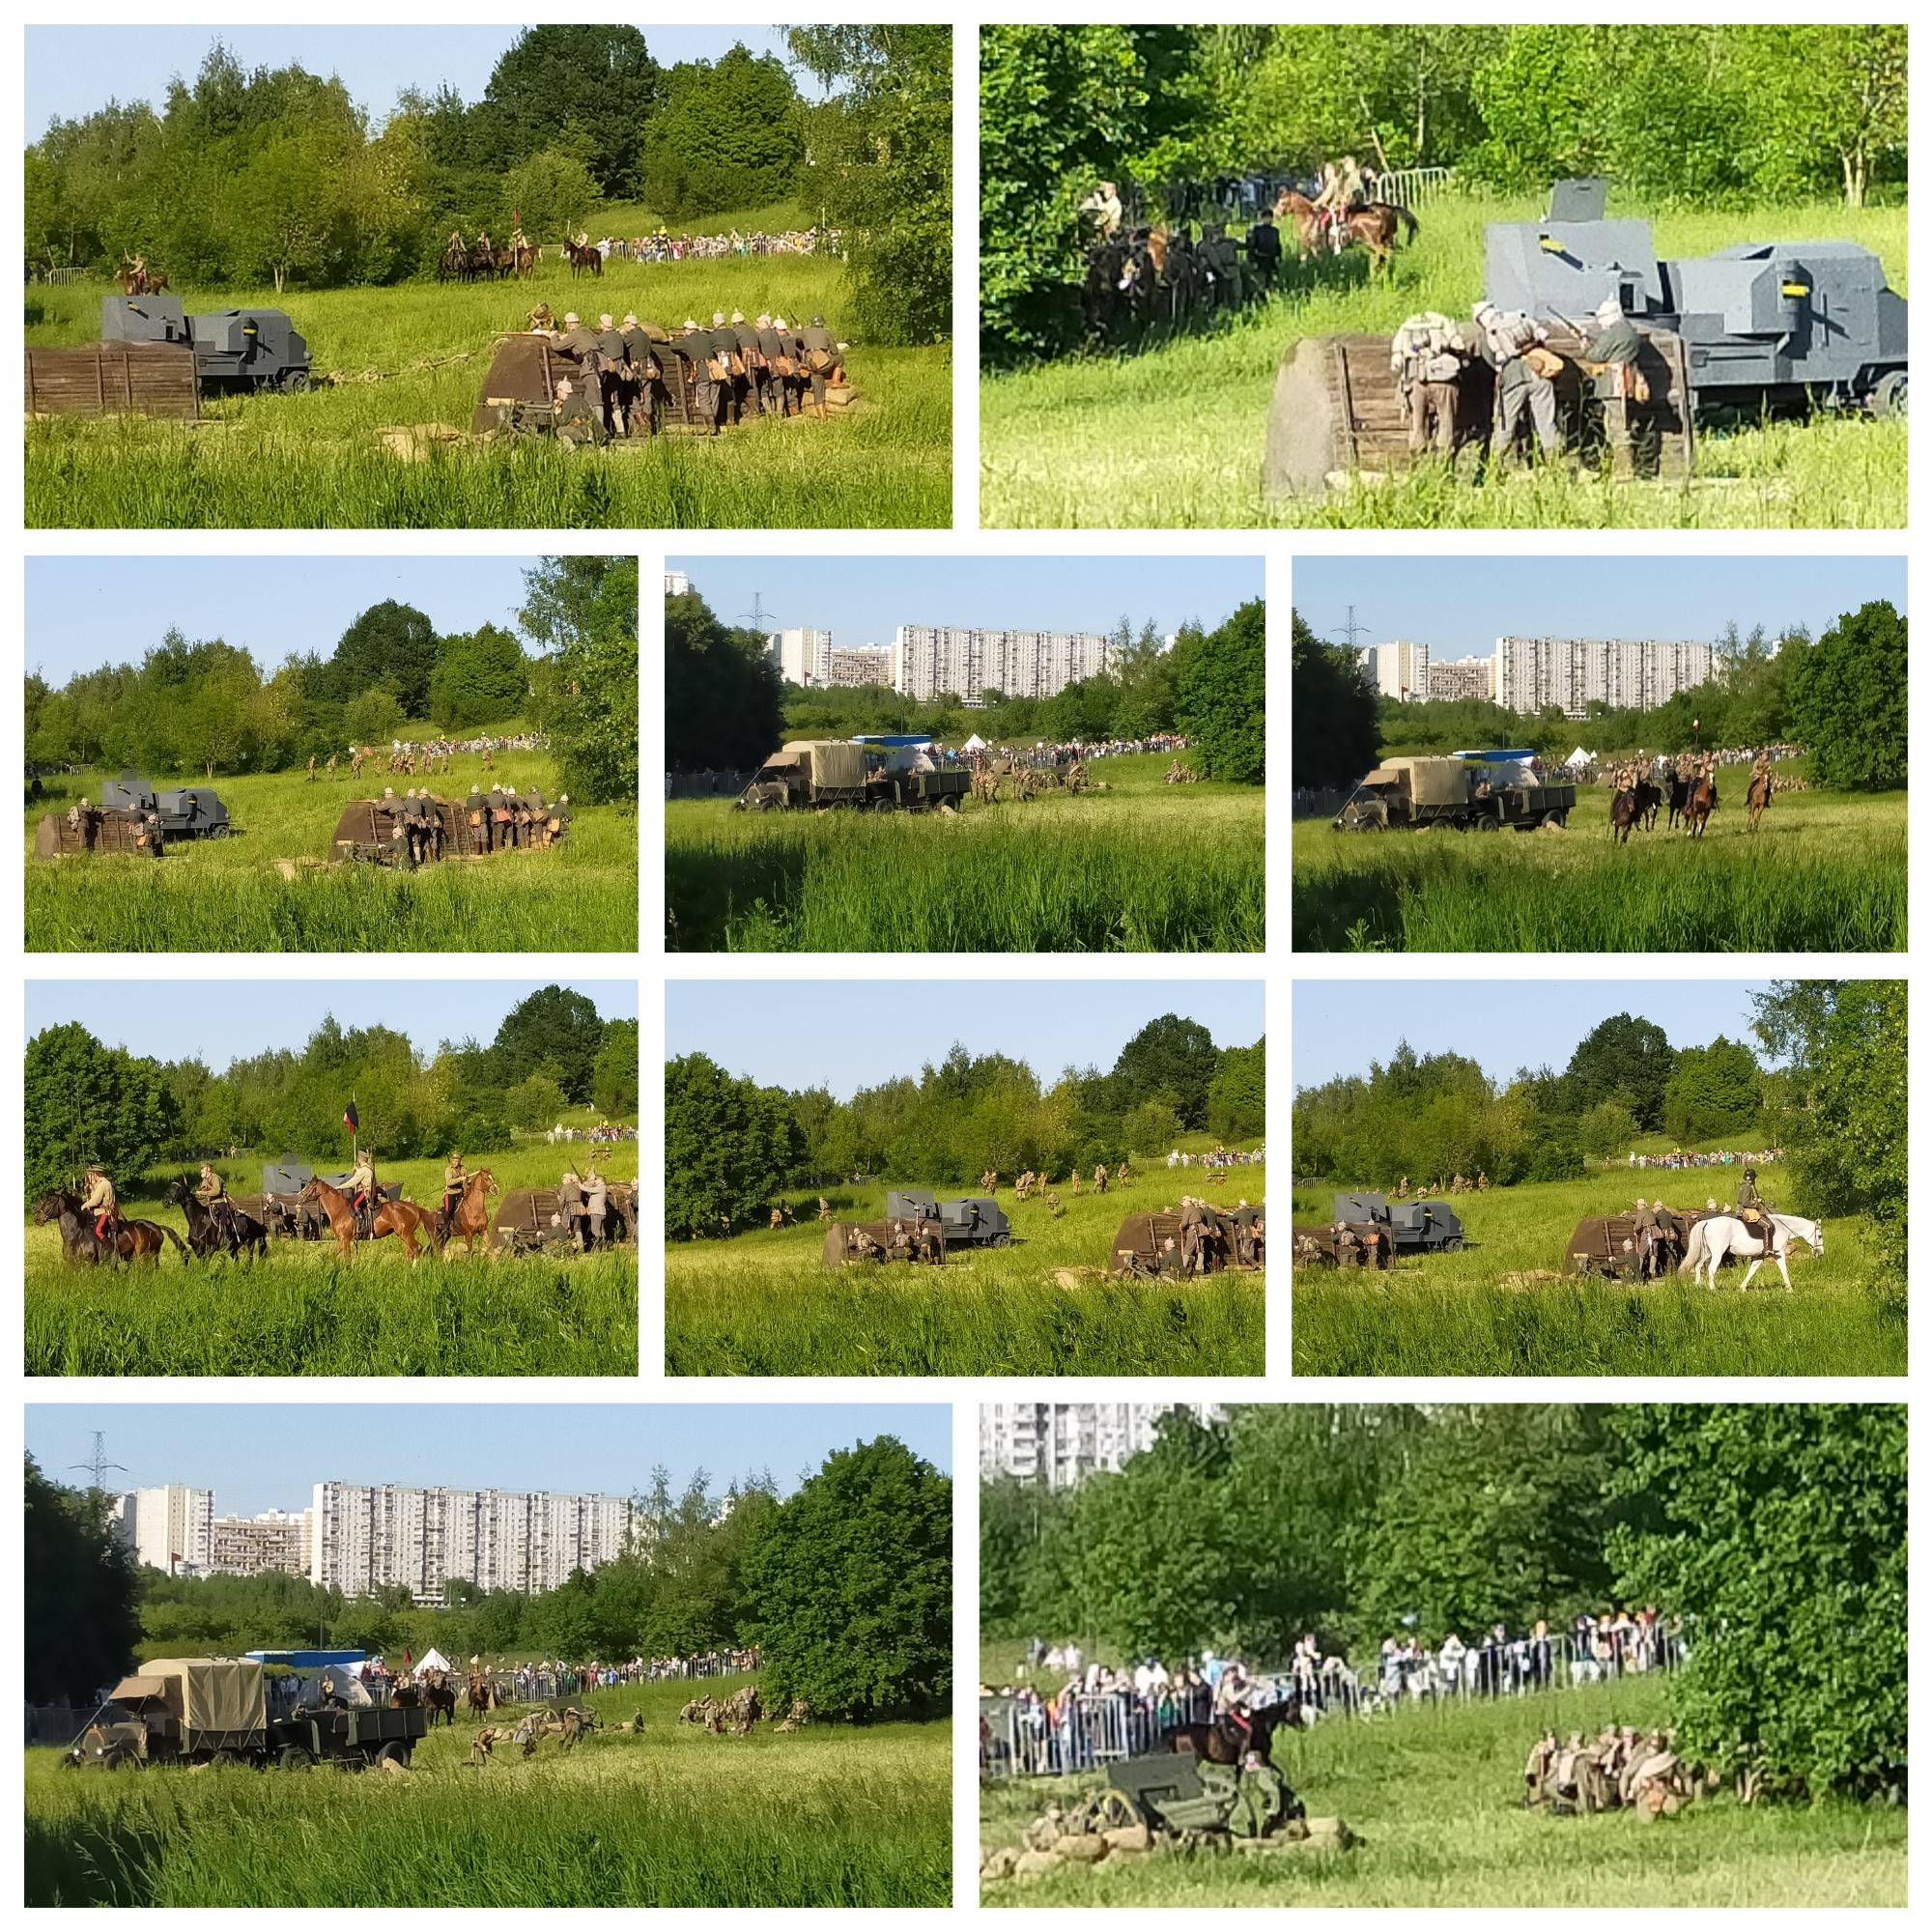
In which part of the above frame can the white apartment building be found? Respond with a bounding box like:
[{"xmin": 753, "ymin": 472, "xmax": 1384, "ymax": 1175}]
[
  {"xmin": 208, "ymin": 1509, "xmax": 312, "ymax": 1578},
  {"xmin": 979, "ymin": 1404, "xmax": 1228, "ymax": 1491},
  {"xmin": 824, "ymin": 645, "xmax": 895, "ymax": 688},
  {"xmin": 1359, "ymin": 639, "xmax": 1431, "ymax": 701},
  {"xmin": 309, "ymin": 1483, "xmax": 641, "ymax": 1605},
  {"xmin": 112, "ymin": 1486, "xmax": 215, "ymax": 1576},
  {"xmin": 1427, "ymin": 655, "xmax": 1497, "ymax": 703},
  {"xmin": 664, "ymin": 571, "xmax": 691, "ymax": 597},
  {"xmin": 893, "ymin": 626, "xmax": 1112, "ymax": 702},
  {"xmin": 768, "ymin": 626, "xmax": 835, "ymax": 687},
  {"xmin": 1494, "ymin": 636, "xmax": 1715, "ymax": 718}
]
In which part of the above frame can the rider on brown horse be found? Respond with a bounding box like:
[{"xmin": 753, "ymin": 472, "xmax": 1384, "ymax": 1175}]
[
  {"xmin": 81, "ymin": 1165, "xmax": 119, "ymax": 1255},
  {"xmin": 442, "ymin": 1151, "xmax": 468, "ymax": 1221}
]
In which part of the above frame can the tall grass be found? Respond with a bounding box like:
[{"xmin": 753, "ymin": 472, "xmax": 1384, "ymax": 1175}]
[
  {"xmin": 1287, "ymin": 1168, "xmax": 1903, "ymax": 1378},
  {"xmin": 665, "ymin": 1168, "xmax": 1266, "ymax": 1376},
  {"xmin": 26, "ymin": 257, "xmax": 949, "ymax": 529},
  {"xmin": 25, "ymin": 1678, "xmax": 950, "ymax": 1907},
  {"xmin": 980, "ymin": 1677, "xmax": 1904, "ymax": 1907},
  {"xmin": 26, "ymin": 755, "xmax": 637, "ymax": 952},
  {"xmin": 980, "ymin": 192, "xmax": 1907, "ymax": 528},
  {"xmin": 667, "ymin": 755, "xmax": 1264, "ymax": 952},
  {"xmin": 1293, "ymin": 779, "xmax": 1904, "ymax": 952}
]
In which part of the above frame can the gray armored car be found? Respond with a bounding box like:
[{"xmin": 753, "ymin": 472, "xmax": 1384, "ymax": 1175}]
[
  {"xmin": 884, "ymin": 1190, "xmax": 1014, "ymax": 1248},
  {"xmin": 1487, "ymin": 179, "xmax": 1906, "ymax": 417},
  {"xmin": 1333, "ymin": 1193, "xmax": 1465, "ymax": 1254},
  {"xmin": 101, "ymin": 295, "xmax": 312, "ymax": 396},
  {"xmin": 97, "ymin": 771, "xmax": 233, "ymax": 840}
]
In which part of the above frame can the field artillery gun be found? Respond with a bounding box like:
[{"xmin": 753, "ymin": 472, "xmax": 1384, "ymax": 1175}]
[
  {"xmin": 1290, "ymin": 1219, "xmax": 1392, "ymax": 1268},
  {"xmin": 33, "ymin": 803, "xmax": 164, "ymax": 859},
  {"xmin": 1334, "ymin": 1192, "xmax": 1465, "ymax": 1254},
  {"xmin": 1333, "ymin": 753, "xmax": 1575, "ymax": 833},
  {"xmin": 1488, "ymin": 177, "xmax": 1908, "ymax": 422},
  {"xmin": 1565, "ymin": 1208, "xmax": 1691, "ymax": 1283},
  {"xmin": 1108, "ymin": 1201, "xmax": 1264, "ymax": 1279},
  {"xmin": 822, "ymin": 1214, "xmax": 950, "ymax": 1267},
  {"xmin": 328, "ymin": 792, "xmax": 568, "ymax": 867},
  {"xmin": 885, "ymin": 1190, "xmax": 1013, "ymax": 1249},
  {"xmin": 64, "ymin": 1658, "xmax": 426, "ymax": 1773},
  {"xmin": 736, "ymin": 737, "xmax": 972, "ymax": 814},
  {"xmin": 98, "ymin": 771, "xmax": 235, "ymax": 840},
  {"xmin": 491, "ymin": 1182, "xmax": 639, "ymax": 1258}
]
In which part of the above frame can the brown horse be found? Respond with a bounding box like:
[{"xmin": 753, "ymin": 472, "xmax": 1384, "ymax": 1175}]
[
  {"xmin": 566, "ymin": 242, "xmax": 604, "ymax": 279},
  {"xmin": 298, "ymin": 1176, "xmax": 443, "ymax": 1263},
  {"xmin": 1747, "ymin": 767, "xmax": 1773, "ymax": 833},
  {"xmin": 442, "ymin": 1168, "xmax": 498, "ymax": 1260},
  {"xmin": 33, "ymin": 1190, "xmax": 187, "ymax": 1268},
  {"xmin": 1683, "ymin": 773, "xmax": 1718, "ymax": 839},
  {"xmin": 1164, "ymin": 1697, "xmax": 1305, "ymax": 1772},
  {"xmin": 1274, "ymin": 190, "xmax": 1417, "ymax": 273},
  {"xmin": 1608, "ymin": 787, "xmax": 1641, "ymax": 845}
]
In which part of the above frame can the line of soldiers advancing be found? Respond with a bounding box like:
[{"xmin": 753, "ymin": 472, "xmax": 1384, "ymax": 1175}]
[
  {"xmin": 372, "ymin": 783, "xmax": 571, "ymax": 867},
  {"xmin": 1391, "ymin": 294, "xmax": 1646, "ymax": 473},
  {"xmin": 1006, "ymin": 1163, "xmax": 1130, "ymax": 1199},
  {"xmin": 1524, "ymin": 1726, "xmax": 1691, "ymax": 1817},
  {"xmin": 533, "ymin": 305, "xmax": 845, "ymax": 442}
]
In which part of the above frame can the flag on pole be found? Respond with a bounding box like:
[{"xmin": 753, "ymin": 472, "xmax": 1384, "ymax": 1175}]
[{"xmin": 344, "ymin": 1099, "xmax": 358, "ymax": 1134}]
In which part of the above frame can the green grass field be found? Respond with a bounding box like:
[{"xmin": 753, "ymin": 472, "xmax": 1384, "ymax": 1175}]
[
  {"xmin": 1289, "ymin": 1164, "xmax": 1903, "ymax": 1378},
  {"xmin": 981, "ymin": 193, "xmax": 1907, "ymax": 528},
  {"xmin": 666, "ymin": 1164, "xmax": 1265, "ymax": 1377},
  {"xmin": 1293, "ymin": 766, "xmax": 1904, "ymax": 952},
  {"xmin": 26, "ymin": 236, "xmax": 949, "ymax": 529},
  {"xmin": 668, "ymin": 753, "xmax": 1264, "ymax": 952},
  {"xmin": 979, "ymin": 1676, "xmax": 1903, "ymax": 1907},
  {"xmin": 25, "ymin": 751, "xmax": 637, "ymax": 952},
  {"xmin": 25, "ymin": 1675, "xmax": 950, "ymax": 1908},
  {"xmin": 26, "ymin": 1140, "xmax": 639, "ymax": 1378}
]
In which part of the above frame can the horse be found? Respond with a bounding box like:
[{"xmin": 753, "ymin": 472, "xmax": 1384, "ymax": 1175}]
[
  {"xmin": 1747, "ymin": 766, "xmax": 1774, "ymax": 833},
  {"xmin": 421, "ymin": 1675, "xmax": 458, "ymax": 1728},
  {"xmin": 566, "ymin": 242, "xmax": 604, "ymax": 279},
  {"xmin": 1608, "ymin": 787, "xmax": 1641, "ymax": 845},
  {"xmin": 467, "ymin": 1671, "xmax": 499, "ymax": 1716},
  {"xmin": 441, "ymin": 1167, "xmax": 498, "ymax": 1261},
  {"xmin": 513, "ymin": 242, "xmax": 538, "ymax": 279},
  {"xmin": 1770, "ymin": 1211, "xmax": 1824, "ymax": 1257},
  {"xmin": 1665, "ymin": 774, "xmax": 1692, "ymax": 831},
  {"xmin": 391, "ymin": 1680, "xmax": 422, "ymax": 1711},
  {"xmin": 165, "ymin": 1178, "xmax": 270, "ymax": 1261},
  {"xmin": 1163, "ymin": 1694, "xmax": 1304, "ymax": 1770},
  {"xmin": 298, "ymin": 1175, "xmax": 442, "ymax": 1263},
  {"xmin": 1682, "ymin": 773, "xmax": 1717, "ymax": 838},
  {"xmin": 1275, "ymin": 190, "xmax": 1417, "ymax": 273},
  {"xmin": 1634, "ymin": 780, "xmax": 1663, "ymax": 832},
  {"xmin": 439, "ymin": 239, "xmax": 469, "ymax": 283},
  {"xmin": 1680, "ymin": 1213, "xmax": 1796, "ymax": 1292},
  {"xmin": 32, "ymin": 1189, "xmax": 187, "ymax": 1267}
]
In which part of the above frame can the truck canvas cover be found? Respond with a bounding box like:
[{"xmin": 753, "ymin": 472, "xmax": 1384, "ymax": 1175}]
[
  {"xmin": 803, "ymin": 741, "xmax": 867, "ymax": 789},
  {"xmin": 138, "ymin": 1658, "xmax": 265, "ymax": 1732}
]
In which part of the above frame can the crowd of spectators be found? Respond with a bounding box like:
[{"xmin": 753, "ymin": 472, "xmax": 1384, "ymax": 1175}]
[
  {"xmin": 1620, "ymin": 1148, "xmax": 1781, "ymax": 1172},
  {"xmin": 618, "ymin": 229, "xmax": 840, "ymax": 263},
  {"xmin": 1166, "ymin": 1145, "xmax": 1265, "ymax": 1171}
]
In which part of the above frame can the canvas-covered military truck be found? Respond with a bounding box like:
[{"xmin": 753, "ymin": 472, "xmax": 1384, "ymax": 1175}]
[
  {"xmin": 884, "ymin": 1190, "xmax": 1013, "ymax": 1248},
  {"xmin": 1334, "ymin": 753, "xmax": 1575, "ymax": 832},
  {"xmin": 1335, "ymin": 1192, "xmax": 1465, "ymax": 1253},
  {"xmin": 736, "ymin": 739, "xmax": 972, "ymax": 812},
  {"xmin": 64, "ymin": 1657, "xmax": 425, "ymax": 1771}
]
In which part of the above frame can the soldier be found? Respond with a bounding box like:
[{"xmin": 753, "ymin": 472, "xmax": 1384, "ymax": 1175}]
[
  {"xmin": 1069, "ymin": 1170, "xmax": 1080, "ymax": 1196},
  {"xmin": 1179, "ymin": 1195, "xmax": 1208, "ymax": 1274},
  {"xmin": 1047, "ymin": 1189, "xmax": 1064, "ymax": 1218},
  {"xmin": 406, "ymin": 789, "xmax": 435, "ymax": 867},
  {"xmin": 1476, "ymin": 1170, "xmax": 1489, "ymax": 1191},
  {"xmin": 346, "ymin": 1151, "xmax": 377, "ymax": 1237},
  {"xmin": 890, "ymin": 1219, "xmax": 912, "ymax": 1260},
  {"xmin": 66, "ymin": 796, "xmax": 99, "ymax": 849},
  {"xmin": 485, "ymin": 781, "xmax": 509, "ymax": 854},
  {"xmin": 582, "ymin": 1157, "xmax": 609, "ymax": 1251},
  {"xmin": 781, "ymin": 1201, "xmax": 796, "ymax": 1226},
  {"xmin": 798, "ymin": 315, "xmax": 842, "ymax": 419},
  {"xmin": 1116, "ymin": 1161, "xmax": 1129, "ymax": 1183},
  {"xmin": 1391, "ymin": 311, "xmax": 1468, "ymax": 459},
  {"xmin": 557, "ymin": 1166, "xmax": 585, "ymax": 1249},
  {"xmin": 350, "ymin": 745, "xmax": 364, "ymax": 781},
  {"xmin": 1633, "ymin": 1196, "xmax": 1658, "ymax": 1276},
  {"xmin": 770, "ymin": 1207, "xmax": 784, "ymax": 1231},
  {"xmin": 441, "ymin": 1151, "xmax": 468, "ymax": 1222},
  {"xmin": 554, "ymin": 308, "xmax": 600, "ymax": 391},
  {"xmin": 594, "ymin": 311, "xmax": 630, "ymax": 437},
  {"xmin": 305, "ymin": 753, "xmax": 316, "ymax": 783},
  {"xmin": 620, "ymin": 311, "xmax": 660, "ymax": 437},
  {"xmin": 1244, "ymin": 208, "xmax": 1282, "ymax": 296},
  {"xmin": 1232, "ymin": 1748, "xmax": 1289, "ymax": 1840},
  {"xmin": 1079, "ymin": 180, "xmax": 1124, "ymax": 238},
  {"xmin": 1473, "ymin": 299, "xmax": 1561, "ymax": 464},
  {"xmin": 194, "ymin": 1162, "xmax": 237, "ymax": 1246},
  {"xmin": 326, "ymin": 753, "xmax": 338, "ymax": 781},
  {"xmin": 81, "ymin": 1164, "xmax": 119, "ymax": 1256},
  {"xmin": 730, "ymin": 310, "xmax": 763, "ymax": 417},
  {"xmin": 755, "ymin": 311, "xmax": 796, "ymax": 417},
  {"xmin": 554, "ymin": 795, "xmax": 573, "ymax": 842},
  {"xmin": 674, "ymin": 319, "xmax": 724, "ymax": 437},
  {"xmin": 1736, "ymin": 1165, "xmax": 1776, "ymax": 1256},
  {"xmin": 1334, "ymin": 1219, "xmax": 1357, "ymax": 1265},
  {"xmin": 481, "ymin": 745, "xmax": 495, "ymax": 773},
  {"xmin": 1397, "ymin": 1174, "xmax": 1408, "ymax": 1199},
  {"xmin": 851, "ymin": 1226, "xmax": 884, "ymax": 1261},
  {"xmin": 466, "ymin": 784, "xmax": 488, "ymax": 854},
  {"xmin": 817, "ymin": 1196, "xmax": 831, "ymax": 1222},
  {"xmin": 1093, "ymin": 1163, "xmax": 1108, "ymax": 1196},
  {"xmin": 553, "ymin": 376, "xmax": 607, "ymax": 447},
  {"xmin": 1580, "ymin": 294, "xmax": 1645, "ymax": 478}
]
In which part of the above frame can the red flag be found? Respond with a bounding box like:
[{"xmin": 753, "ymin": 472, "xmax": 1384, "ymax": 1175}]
[{"xmin": 344, "ymin": 1099, "xmax": 358, "ymax": 1133}]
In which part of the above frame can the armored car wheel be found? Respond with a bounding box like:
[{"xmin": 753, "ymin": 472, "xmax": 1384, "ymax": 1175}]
[
  {"xmin": 1440, "ymin": 1236, "xmax": 1463, "ymax": 1253},
  {"xmin": 283, "ymin": 371, "xmax": 310, "ymax": 393},
  {"xmin": 1870, "ymin": 370, "xmax": 1906, "ymax": 418}
]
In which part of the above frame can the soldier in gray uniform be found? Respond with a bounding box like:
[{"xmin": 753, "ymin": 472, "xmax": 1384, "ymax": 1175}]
[
  {"xmin": 1580, "ymin": 294, "xmax": 1645, "ymax": 478},
  {"xmin": 731, "ymin": 310, "xmax": 765, "ymax": 417},
  {"xmin": 619, "ymin": 312, "xmax": 660, "ymax": 437},
  {"xmin": 1473, "ymin": 300, "xmax": 1560, "ymax": 464},
  {"xmin": 593, "ymin": 312, "xmax": 631, "ymax": 437},
  {"xmin": 484, "ymin": 782, "xmax": 507, "ymax": 853},
  {"xmin": 675, "ymin": 321, "xmax": 723, "ymax": 436},
  {"xmin": 799, "ymin": 316, "xmax": 841, "ymax": 417},
  {"xmin": 755, "ymin": 313, "xmax": 796, "ymax": 416},
  {"xmin": 552, "ymin": 377, "xmax": 607, "ymax": 447}
]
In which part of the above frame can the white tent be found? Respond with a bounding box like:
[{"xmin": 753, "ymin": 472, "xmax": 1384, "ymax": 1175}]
[
  {"xmin": 415, "ymin": 1647, "xmax": 452, "ymax": 1677},
  {"xmin": 960, "ymin": 732, "xmax": 987, "ymax": 753},
  {"xmin": 1566, "ymin": 745, "xmax": 1591, "ymax": 767}
]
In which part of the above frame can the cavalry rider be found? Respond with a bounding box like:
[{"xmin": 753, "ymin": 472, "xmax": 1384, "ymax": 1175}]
[
  {"xmin": 346, "ymin": 1150, "xmax": 378, "ymax": 1238},
  {"xmin": 1079, "ymin": 180, "xmax": 1124, "ymax": 239},
  {"xmin": 1735, "ymin": 1165, "xmax": 1776, "ymax": 1256},
  {"xmin": 195, "ymin": 1162, "xmax": 237, "ymax": 1244},
  {"xmin": 81, "ymin": 1164, "xmax": 119, "ymax": 1257},
  {"xmin": 442, "ymin": 1150, "xmax": 469, "ymax": 1222},
  {"xmin": 1211, "ymin": 1658, "xmax": 1257, "ymax": 1747},
  {"xmin": 1312, "ymin": 155, "xmax": 1366, "ymax": 245}
]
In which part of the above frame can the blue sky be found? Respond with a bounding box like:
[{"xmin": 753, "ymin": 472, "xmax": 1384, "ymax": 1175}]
[
  {"xmin": 27, "ymin": 26, "xmax": 823, "ymax": 133},
  {"xmin": 666, "ymin": 554, "xmax": 1264, "ymax": 648},
  {"xmin": 27, "ymin": 556, "xmax": 540, "ymax": 684},
  {"xmin": 1293, "ymin": 981, "xmax": 1784, "ymax": 1089},
  {"xmin": 1293, "ymin": 554, "xmax": 1907, "ymax": 660},
  {"xmin": 27, "ymin": 980, "xmax": 636, "ymax": 1073},
  {"xmin": 668, "ymin": 980, "xmax": 1265, "ymax": 1098},
  {"xmin": 26, "ymin": 1405, "xmax": 952, "ymax": 1520}
]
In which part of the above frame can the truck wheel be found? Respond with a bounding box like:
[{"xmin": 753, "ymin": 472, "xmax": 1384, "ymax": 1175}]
[
  {"xmin": 279, "ymin": 1745, "xmax": 315, "ymax": 1770},
  {"xmin": 1870, "ymin": 370, "xmax": 1907, "ymax": 418},
  {"xmin": 104, "ymin": 1745, "xmax": 144, "ymax": 1772},
  {"xmin": 990, "ymin": 1234, "xmax": 1010, "ymax": 1248},
  {"xmin": 871, "ymin": 798, "xmax": 894, "ymax": 813},
  {"xmin": 371, "ymin": 1742, "xmax": 409, "ymax": 1769},
  {"xmin": 1471, "ymin": 816, "xmax": 1499, "ymax": 832}
]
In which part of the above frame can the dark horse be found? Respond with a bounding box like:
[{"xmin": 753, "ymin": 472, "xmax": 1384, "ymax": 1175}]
[
  {"xmin": 420, "ymin": 1674, "xmax": 458, "ymax": 1728},
  {"xmin": 1608, "ymin": 786, "xmax": 1641, "ymax": 845},
  {"xmin": 33, "ymin": 1190, "xmax": 187, "ymax": 1267},
  {"xmin": 566, "ymin": 242, "xmax": 604, "ymax": 279},
  {"xmin": 165, "ymin": 1178, "xmax": 270, "ymax": 1260},
  {"xmin": 1163, "ymin": 1695, "xmax": 1305, "ymax": 1770}
]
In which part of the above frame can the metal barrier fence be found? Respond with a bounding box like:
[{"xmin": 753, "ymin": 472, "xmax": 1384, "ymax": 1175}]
[
  {"xmin": 1377, "ymin": 167, "xmax": 1457, "ymax": 209},
  {"xmin": 980, "ymin": 1627, "xmax": 1689, "ymax": 1779}
]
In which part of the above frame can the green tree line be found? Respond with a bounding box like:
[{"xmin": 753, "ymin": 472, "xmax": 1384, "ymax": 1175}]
[
  {"xmin": 667, "ymin": 1015, "xmax": 1264, "ymax": 1239},
  {"xmin": 27, "ymin": 554, "xmax": 639, "ymax": 804},
  {"xmin": 1293, "ymin": 601, "xmax": 1907, "ymax": 793},
  {"xmin": 982, "ymin": 1402, "xmax": 1905, "ymax": 1800},
  {"xmin": 668, "ymin": 587, "xmax": 1265, "ymax": 783},
  {"xmin": 28, "ymin": 1435, "xmax": 952, "ymax": 1723},
  {"xmin": 24, "ymin": 986, "xmax": 639, "ymax": 1203},
  {"xmin": 982, "ymin": 23, "xmax": 1907, "ymax": 358}
]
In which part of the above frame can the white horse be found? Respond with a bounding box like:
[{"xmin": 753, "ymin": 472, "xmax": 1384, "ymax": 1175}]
[
  {"xmin": 1771, "ymin": 1211, "xmax": 1824, "ymax": 1257},
  {"xmin": 1680, "ymin": 1213, "xmax": 1803, "ymax": 1292}
]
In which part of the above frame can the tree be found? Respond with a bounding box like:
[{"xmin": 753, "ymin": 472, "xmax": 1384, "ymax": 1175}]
[
  {"xmin": 1562, "ymin": 1013, "xmax": 1676, "ymax": 1129},
  {"xmin": 643, "ymin": 46, "xmax": 803, "ymax": 222},
  {"xmin": 1207, "ymin": 1039, "xmax": 1265, "ymax": 1141},
  {"xmin": 592, "ymin": 1018, "xmax": 639, "ymax": 1119},
  {"xmin": 497, "ymin": 145, "xmax": 602, "ymax": 241},
  {"xmin": 321, "ymin": 601, "xmax": 440, "ymax": 719},
  {"xmin": 1292, "ymin": 611, "xmax": 1378, "ymax": 791},
  {"xmin": 523, "ymin": 556, "xmax": 639, "ymax": 808},
  {"xmin": 491, "ymin": 986, "xmax": 604, "ymax": 1103},
  {"xmin": 1576, "ymin": 1096, "xmax": 1640, "ymax": 1159},
  {"xmin": 23, "ymin": 1023, "xmax": 174, "ymax": 1205},
  {"xmin": 473, "ymin": 26, "xmax": 662, "ymax": 198},
  {"xmin": 429, "ymin": 623, "xmax": 530, "ymax": 731},
  {"xmin": 1661, "ymin": 1037, "xmax": 1761, "ymax": 1145},
  {"xmin": 1174, "ymin": 600, "xmax": 1264, "ymax": 782},
  {"xmin": 665, "ymin": 1054, "xmax": 804, "ymax": 1237},
  {"xmin": 1787, "ymin": 601, "xmax": 1907, "ymax": 791},
  {"xmin": 1609, "ymin": 1405, "xmax": 1905, "ymax": 1798},
  {"xmin": 1111, "ymin": 1014, "xmax": 1219, "ymax": 1130},
  {"xmin": 664, "ymin": 588, "xmax": 784, "ymax": 773},
  {"xmin": 744, "ymin": 1436, "xmax": 952, "ymax": 1719},
  {"xmin": 25, "ymin": 1457, "xmax": 142, "ymax": 1705}
]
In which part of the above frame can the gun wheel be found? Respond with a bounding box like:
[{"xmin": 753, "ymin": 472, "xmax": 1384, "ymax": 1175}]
[{"xmin": 1093, "ymin": 1790, "xmax": 1140, "ymax": 1833}]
